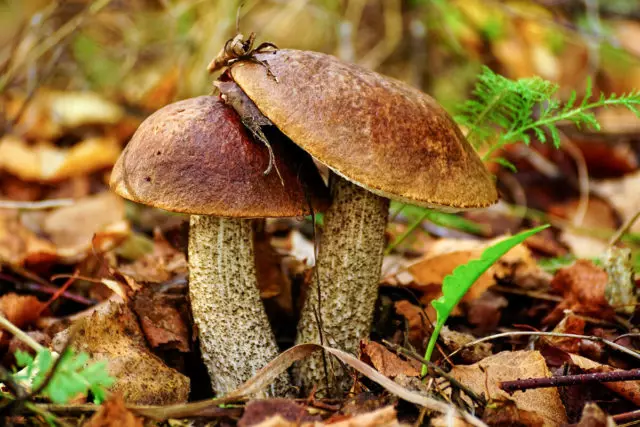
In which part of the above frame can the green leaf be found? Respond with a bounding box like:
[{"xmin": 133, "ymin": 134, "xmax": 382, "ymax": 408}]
[
  {"xmin": 10, "ymin": 348, "xmax": 114, "ymax": 405},
  {"xmin": 421, "ymin": 224, "xmax": 550, "ymax": 375}
]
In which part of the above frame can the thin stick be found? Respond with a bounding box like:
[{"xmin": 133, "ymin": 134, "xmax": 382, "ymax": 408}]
[
  {"xmin": 0, "ymin": 315, "xmax": 44, "ymax": 353},
  {"xmin": 500, "ymin": 368, "xmax": 640, "ymax": 394},
  {"xmin": 609, "ymin": 209, "xmax": 640, "ymax": 247},
  {"xmin": 447, "ymin": 331, "xmax": 640, "ymax": 362}
]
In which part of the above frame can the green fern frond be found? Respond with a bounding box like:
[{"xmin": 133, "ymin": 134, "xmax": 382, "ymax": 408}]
[
  {"xmin": 13, "ymin": 348, "xmax": 113, "ymax": 404},
  {"xmin": 457, "ymin": 67, "xmax": 640, "ymax": 163}
]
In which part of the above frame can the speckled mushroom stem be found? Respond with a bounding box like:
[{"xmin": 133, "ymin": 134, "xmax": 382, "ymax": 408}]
[
  {"xmin": 294, "ymin": 176, "xmax": 390, "ymax": 396},
  {"xmin": 189, "ymin": 215, "xmax": 290, "ymax": 397}
]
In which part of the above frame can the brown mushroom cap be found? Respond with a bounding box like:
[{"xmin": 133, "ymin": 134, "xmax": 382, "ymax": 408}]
[
  {"xmin": 230, "ymin": 50, "xmax": 498, "ymax": 210},
  {"xmin": 110, "ymin": 96, "xmax": 329, "ymax": 217}
]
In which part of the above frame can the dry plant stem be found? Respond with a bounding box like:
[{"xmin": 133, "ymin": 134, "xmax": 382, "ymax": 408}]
[
  {"xmin": 189, "ymin": 215, "xmax": 289, "ymax": 397},
  {"xmin": 500, "ymin": 368, "xmax": 640, "ymax": 394},
  {"xmin": 294, "ymin": 176, "xmax": 389, "ymax": 396}
]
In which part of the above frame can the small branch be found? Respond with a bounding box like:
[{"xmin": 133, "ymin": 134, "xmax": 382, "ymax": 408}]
[
  {"xmin": 613, "ymin": 409, "xmax": 640, "ymax": 424},
  {"xmin": 500, "ymin": 368, "xmax": 640, "ymax": 394},
  {"xmin": 447, "ymin": 331, "xmax": 640, "ymax": 362}
]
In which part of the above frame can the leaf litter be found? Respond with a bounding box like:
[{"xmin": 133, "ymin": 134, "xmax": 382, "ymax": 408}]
[{"xmin": 2, "ymin": 1, "xmax": 640, "ymax": 426}]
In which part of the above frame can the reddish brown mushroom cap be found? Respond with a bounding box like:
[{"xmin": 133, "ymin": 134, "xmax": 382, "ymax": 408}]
[
  {"xmin": 110, "ymin": 96, "xmax": 329, "ymax": 217},
  {"xmin": 230, "ymin": 49, "xmax": 498, "ymax": 210}
]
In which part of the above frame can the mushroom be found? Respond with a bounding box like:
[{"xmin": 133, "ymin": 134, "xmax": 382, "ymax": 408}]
[
  {"xmin": 216, "ymin": 50, "xmax": 498, "ymax": 395},
  {"xmin": 110, "ymin": 96, "xmax": 329, "ymax": 396}
]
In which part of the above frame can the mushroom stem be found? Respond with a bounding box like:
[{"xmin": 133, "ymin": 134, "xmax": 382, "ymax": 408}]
[
  {"xmin": 294, "ymin": 175, "xmax": 389, "ymax": 396},
  {"xmin": 188, "ymin": 215, "xmax": 290, "ymax": 396}
]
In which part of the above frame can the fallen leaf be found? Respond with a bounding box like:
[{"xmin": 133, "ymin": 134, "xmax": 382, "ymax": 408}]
[
  {"xmin": 0, "ymin": 209, "xmax": 57, "ymax": 266},
  {"xmin": 545, "ymin": 314, "xmax": 586, "ymax": 354},
  {"xmin": 450, "ymin": 350, "xmax": 567, "ymax": 426},
  {"xmin": 47, "ymin": 90, "xmax": 124, "ymax": 128},
  {"xmin": 0, "ymin": 293, "xmax": 46, "ymax": 328},
  {"xmin": 481, "ymin": 398, "xmax": 545, "ymax": 427},
  {"xmin": 118, "ymin": 231, "xmax": 186, "ymax": 283},
  {"xmin": 440, "ymin": 326, "xmax": 492, "ymax": 364},
  {"xmin": 602, "ymin": 247, "xmax": 637, "ymax": 315},
  {"xmin": 84, "ymin": 395, "xmax": 143, "ymax": 427},
  {"xmin": 569, "ymin": 353, "xmax": 640, "ymax": 406},
  {"xmin": 238, "ymin": 399, "xmax": 321, "ymax": 426},
  {"xmin": 0, "ymin": 135, "xmax": 121, "ymax": 182},
  {"xmin": 131, "ymin": 287, "xmax": 190, "ymax": 352},
  {"xmin": 42, "ymin": 192, "xmax": 128, "ymax": 261},
  {"xmin": 251, "ymin": 406, "xmax": 402, "ymax": 427},
  {"xmin": 360, "ymin": 340, "xmax": 420, "ymax": 378},
  {"xmin": 52, "ymin": 299, "xmax": 190, "ymax": 405},
  {"xmin": 394, "ymin": 300, "xmax": 431, "ymax": 346},
  {"xmin": 545, "ymin": 260, "xmax": 615, "ymax": 323}
]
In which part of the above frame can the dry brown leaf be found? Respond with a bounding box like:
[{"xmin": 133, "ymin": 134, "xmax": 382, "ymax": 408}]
[
  {"xmin": 238, "ymin": 399, "xmax": 321, "ymax": 426},
  {"xmin": 545, "ymin": 314, "xmax": 586, "ymax": 354},
  {"xmin": 42, "ymin": 192, "xmax": 128, "ymax": 261},
  {"xmin": 84, "ymin": 395, "xmax": 143, "ymax": 427},
  {"xmin": 545, "ymin": 260, "xmax": 615, "ymax": 323},
  {"xmin": 440, "ymin": 326, "xmax": 492, "ymax": 364},
  {"xmin": 0, "ymin": 293, "xmax": 46, "ymax": 329},
  {"xmin": 450, "ymin": 350, "xmax": 567, "ymax": 426},
  {"xmin": 0, "ymin": 210, "xmax": 57, "ymax": 266},
  {"xmin": 394, "ymin": 300, "xmax": 431, "ymax": 346},
  {"xmin": 570, "ymin": 353, "xmax": 640, "ymax": 406},
  {"xmin": 118, "ymin": 232, "xmax": 187, "ymax": 283},
  {"xmin": 360, "ymin": 340, "xmax": 420, "ymax": 378},
  {"xmin": 131, "ymin": 287, "xmax": 189, "ymax": 352},
  {"xmin": 0, "ymin": 135, "xmax": 121, "ymax": 182},
  {"xmin": 481, "ymin": 399, "xmax": 545, "ymax": 427},
  {"xmin": 251, "ymin": 406, "xmax": 402, "ymax": 427},
  {"xmin": 52, "ymin": 300, "xmax": 190, "ymax": 405}
]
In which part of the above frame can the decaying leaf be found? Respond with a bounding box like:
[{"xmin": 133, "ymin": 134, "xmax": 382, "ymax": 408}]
[
  {"xmin": 481, "ymin": 398, "xmax": 546, "ymax": 426},
  {"xmin": 394, "ymin": 300, "xmax": 431, "ymax": 346},
  {"xmin": 545, "ymin": 313, "xmax": 586, "ymax": 354},
  {"xmin": 450, "ymin": 350, "xmax": 567, "ymax": 426},
  {"xmin": 570, "ymin": 353, "xmax": 640, "ymax": 406},
  {"xmin": 131, "ymin": 287, "xmax": 190, "ymax": 352},
  {"xmin": 52, "ymin": 299, "xmax": 190, "ymax": 405},
  {"xmin": 238, "ymin": 399, "xmax": 322, "ymax": 426},
  {"xmin": 84, "ymin": 395, "xmax": 144, "ymax": 427},
  {"xmin": 0, "ymin": 209, "xmax": 57, "ymax": 266},
  {"xmin": 546, "ymin": 260, "xmax": 615, "ymax": 323},
  {"xmin": 41, "ymin": 192, "xmax": 129, "ymax": 261},
  {"xmin": 117, "ymin": 232, "xmax": 187, "ymax": 284},
  {"xmin": 360, "ymin": 340, "xmax": 420, "ymax": 378}
]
